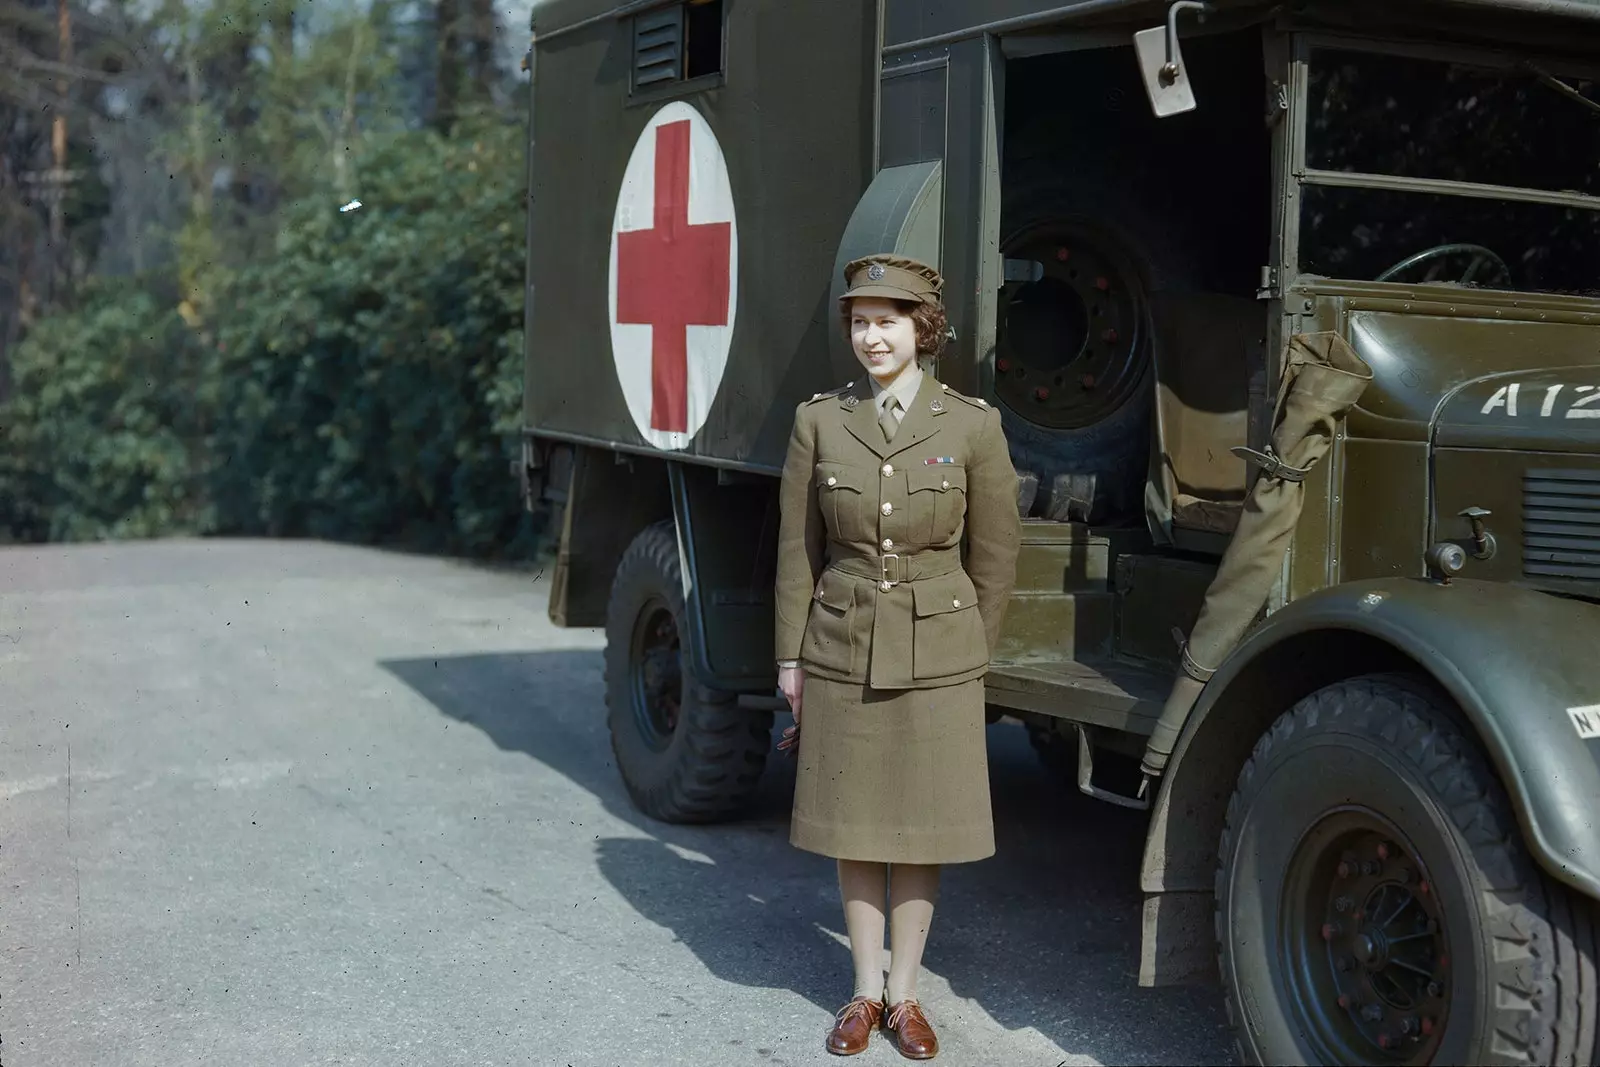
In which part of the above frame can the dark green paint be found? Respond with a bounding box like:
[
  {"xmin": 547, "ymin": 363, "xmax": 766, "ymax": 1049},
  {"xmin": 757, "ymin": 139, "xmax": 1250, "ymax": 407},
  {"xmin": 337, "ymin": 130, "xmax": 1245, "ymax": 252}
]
[
  {"xmin": 667, "ymin": 462, "xmax": 781, "ymax": 691},
  {"xmin": 520, "ymin": 0, "xmax": 1600, "ymax": 981},
  {"xmin": 1345, "ymin": 305, "xmax": 1600, "ymax": 438},
  {"xmin": 1435, "ymin": 369, "xmax": 1600, "ymax": 452},
  {"xmin": 1157, "ymin": 576, "xmax": 1600, "ymax": 899},
  {"xmin": 523, "ymin": 0, "xmax": 877, "ymax": 471},
  {"xmin": 829, "ymin": 161, "xmax": 945, "ymax": 379}
]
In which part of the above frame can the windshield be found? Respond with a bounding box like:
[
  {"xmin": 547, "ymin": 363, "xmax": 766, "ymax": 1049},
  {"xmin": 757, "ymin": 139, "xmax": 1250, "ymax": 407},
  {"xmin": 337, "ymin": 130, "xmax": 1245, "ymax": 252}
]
[{"xmin": 1298, "ymin": 46, "xmax": 1600, "ymax": 296}]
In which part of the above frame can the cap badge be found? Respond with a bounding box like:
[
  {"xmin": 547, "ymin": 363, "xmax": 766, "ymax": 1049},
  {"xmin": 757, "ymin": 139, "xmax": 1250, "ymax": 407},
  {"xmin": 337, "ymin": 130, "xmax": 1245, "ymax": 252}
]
[{"xmin": 867, "ymin": 263, "xmax": 886, "ymax": 281}]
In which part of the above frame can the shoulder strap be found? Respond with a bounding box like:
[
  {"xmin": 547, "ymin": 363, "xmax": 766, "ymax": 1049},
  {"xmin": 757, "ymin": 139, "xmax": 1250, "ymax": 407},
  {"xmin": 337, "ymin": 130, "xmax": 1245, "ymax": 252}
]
[
  {"xmin": 805, "ymin": 382, "xmax": 857, "ymax": 404},
  {"xmin": 935, "ymin": 382, "xmax": 993, "ymax": 412}
]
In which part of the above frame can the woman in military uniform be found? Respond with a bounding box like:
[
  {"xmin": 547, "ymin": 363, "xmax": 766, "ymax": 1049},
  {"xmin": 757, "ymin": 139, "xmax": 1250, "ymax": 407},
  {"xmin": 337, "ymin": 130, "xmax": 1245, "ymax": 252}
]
[{"xmin": 774, "ymin": 254, "xmax": 1021, "ymax": 1059}]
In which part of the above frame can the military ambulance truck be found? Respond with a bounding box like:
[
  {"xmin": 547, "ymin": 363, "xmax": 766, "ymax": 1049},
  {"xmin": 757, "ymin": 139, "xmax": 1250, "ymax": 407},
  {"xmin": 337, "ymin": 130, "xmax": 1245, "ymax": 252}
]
[{"xmin": 515, "ymin": 0, "xmax": 1600, "ymax": 1060}]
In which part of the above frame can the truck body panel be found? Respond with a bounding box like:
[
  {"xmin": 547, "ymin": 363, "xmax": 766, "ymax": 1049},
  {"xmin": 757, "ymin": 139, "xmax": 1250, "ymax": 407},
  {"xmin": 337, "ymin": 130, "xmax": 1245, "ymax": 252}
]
[
  {"xmin": 518, "ymin": 2, "xmax": 1600, "ymax": 1055},
  {"xmin": 524, "ymin": 0, "xmax": 877, "ymax": 472}
]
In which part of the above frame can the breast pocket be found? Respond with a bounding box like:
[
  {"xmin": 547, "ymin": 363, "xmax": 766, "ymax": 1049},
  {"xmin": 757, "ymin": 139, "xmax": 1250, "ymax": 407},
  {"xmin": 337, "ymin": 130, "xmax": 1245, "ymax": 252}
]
[
  {"xmin": 815, "ymin": 462, "xmax": 869, "ymax": 543},
  {"xmin": 906, "ymin": 463, "xmax": 967, "ymax": 545}
]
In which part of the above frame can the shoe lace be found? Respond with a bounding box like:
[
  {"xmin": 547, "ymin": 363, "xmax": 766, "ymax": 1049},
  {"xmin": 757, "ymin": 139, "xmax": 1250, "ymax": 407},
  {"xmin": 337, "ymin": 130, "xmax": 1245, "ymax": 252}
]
[
  {"xmin": 886, "ymin": 1000, "xmax": 925, "ymax": 1030},
  {"xmin": 835, "ymin": 996, "xmax": 880, "ymax": 1022}
]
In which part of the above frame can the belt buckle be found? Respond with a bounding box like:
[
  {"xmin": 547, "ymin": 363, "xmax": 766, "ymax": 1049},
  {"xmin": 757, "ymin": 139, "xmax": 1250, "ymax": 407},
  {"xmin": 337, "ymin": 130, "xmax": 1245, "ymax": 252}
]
[{"xmin": 880, "ymin": 553, "xmax": 902, "ymax": 590}]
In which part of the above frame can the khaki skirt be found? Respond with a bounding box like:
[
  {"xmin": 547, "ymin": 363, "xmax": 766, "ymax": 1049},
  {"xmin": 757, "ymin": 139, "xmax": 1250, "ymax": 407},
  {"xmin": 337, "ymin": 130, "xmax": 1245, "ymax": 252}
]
[{"xmin": 789, "ymin": 675, "xmax": 995, "ymax": 865}]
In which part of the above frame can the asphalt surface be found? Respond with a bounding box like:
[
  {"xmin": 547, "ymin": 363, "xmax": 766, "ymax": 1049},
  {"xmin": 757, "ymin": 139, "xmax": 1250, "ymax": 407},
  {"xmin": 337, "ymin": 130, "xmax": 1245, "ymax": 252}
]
[{"xmin": 1, "ymin": 537, "xmax": 1237, "ymax": 1066}]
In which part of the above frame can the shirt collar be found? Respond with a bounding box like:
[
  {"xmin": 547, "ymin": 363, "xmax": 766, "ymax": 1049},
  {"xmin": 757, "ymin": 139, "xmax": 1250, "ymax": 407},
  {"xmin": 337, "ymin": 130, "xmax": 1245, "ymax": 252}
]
[{"xmin": 868, "ymin": 365, "xmax": 923, "ymax": 410}]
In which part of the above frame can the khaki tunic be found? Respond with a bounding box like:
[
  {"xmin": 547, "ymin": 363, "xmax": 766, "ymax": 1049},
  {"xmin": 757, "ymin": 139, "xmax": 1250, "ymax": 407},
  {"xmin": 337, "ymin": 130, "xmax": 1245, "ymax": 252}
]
[{"xmin": 775, "ymin": 374, "xmax": 1021, "ymax": 863}]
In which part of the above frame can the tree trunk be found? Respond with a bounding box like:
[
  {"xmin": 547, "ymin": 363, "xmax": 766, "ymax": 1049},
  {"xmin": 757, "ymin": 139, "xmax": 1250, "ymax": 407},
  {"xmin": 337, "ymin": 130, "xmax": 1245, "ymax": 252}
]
[
  {"xmin": 434, "ymin": 0, "xmax": 462, "ymax": 131},
  {"xmin": 467, "ymin": 0, "xmax": 496, "ymax": 99}
]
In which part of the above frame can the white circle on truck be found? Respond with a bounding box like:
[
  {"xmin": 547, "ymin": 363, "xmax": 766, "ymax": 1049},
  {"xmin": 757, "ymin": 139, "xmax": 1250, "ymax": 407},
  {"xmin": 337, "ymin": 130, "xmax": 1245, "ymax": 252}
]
[{"xmin": 607, "ymin": 101, "xmax": 739, "ymax": 451}]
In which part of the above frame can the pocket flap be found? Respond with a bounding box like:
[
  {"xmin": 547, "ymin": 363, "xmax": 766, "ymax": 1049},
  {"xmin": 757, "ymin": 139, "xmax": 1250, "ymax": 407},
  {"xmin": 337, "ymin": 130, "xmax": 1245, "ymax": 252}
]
[
  {"xmin": 816, "ymin": 462, "xmax": 866, "ymax": 494},
  {"xmin": 908, "ymin": 463, "xmax": 967, "ymax": 494},
  {"xmin": 813, "ymin": 575, "xmax": 855, "ymax": 612},
  {"xmin": 911, "ymin": 571, "xmax": 979, "ymax": 617}
]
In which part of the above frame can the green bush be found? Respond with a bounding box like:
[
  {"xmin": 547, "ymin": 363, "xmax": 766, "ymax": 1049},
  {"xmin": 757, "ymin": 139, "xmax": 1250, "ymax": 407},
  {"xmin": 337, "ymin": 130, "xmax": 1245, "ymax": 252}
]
[
  {"xmin": 0, "ymin": 118, "xmax": 544, "ymax": 560},
  {"xmin": 0, "ymin": 278, "xmax": 214, "ymax": 543},
  {"xmin": 207, "ymin": 118, "xmax": 538, "ymax": 557}
]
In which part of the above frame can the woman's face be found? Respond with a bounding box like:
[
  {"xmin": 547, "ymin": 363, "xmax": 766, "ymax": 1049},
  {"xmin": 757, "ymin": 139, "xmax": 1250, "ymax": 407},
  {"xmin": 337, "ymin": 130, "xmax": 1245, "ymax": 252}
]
[{"xmin": 849, "ymin": 297, "xmax": 919, "ymax": 383}]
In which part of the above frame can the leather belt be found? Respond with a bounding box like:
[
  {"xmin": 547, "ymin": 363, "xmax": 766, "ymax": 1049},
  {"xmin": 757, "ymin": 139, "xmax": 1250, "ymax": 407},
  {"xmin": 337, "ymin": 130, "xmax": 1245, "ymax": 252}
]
[{"xmin": 827, "ymin": 545, "xmax": 963, "ymax": 589}]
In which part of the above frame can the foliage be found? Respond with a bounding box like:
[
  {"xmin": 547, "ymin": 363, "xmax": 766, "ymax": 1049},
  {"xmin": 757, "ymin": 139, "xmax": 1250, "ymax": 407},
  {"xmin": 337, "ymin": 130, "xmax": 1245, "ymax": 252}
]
[
  {"xmin": 0, "ymin": 114, "xmax": 542, "ymax": 559},
  {"xmin": 205, "ymin": 114, "xmax": 537, "ymax": 557},
  {"xmin": 0, "ymin": 275, "xmax": 212, "ymax": 542},
  {"xmin": 0, "ymin": 0, "xmax": 541, "ymax": 559}
]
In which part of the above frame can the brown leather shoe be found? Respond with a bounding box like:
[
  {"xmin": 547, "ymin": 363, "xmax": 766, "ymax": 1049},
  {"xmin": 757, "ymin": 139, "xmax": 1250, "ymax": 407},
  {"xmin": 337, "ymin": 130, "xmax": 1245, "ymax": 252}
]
[
  {"xmin": 885, "ymin": 999, "xmax": 939, "ymax": 1059},
  {"xmin": 825, "ymin": 996, "xmax": 884, "ymax": 1056}
]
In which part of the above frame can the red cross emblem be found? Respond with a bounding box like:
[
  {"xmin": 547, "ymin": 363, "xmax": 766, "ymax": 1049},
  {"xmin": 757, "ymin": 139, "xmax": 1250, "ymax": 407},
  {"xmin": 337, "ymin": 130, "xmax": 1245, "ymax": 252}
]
[{"xmin": 608, "ymin": 102, "xmax": 739, "ymax": 449}]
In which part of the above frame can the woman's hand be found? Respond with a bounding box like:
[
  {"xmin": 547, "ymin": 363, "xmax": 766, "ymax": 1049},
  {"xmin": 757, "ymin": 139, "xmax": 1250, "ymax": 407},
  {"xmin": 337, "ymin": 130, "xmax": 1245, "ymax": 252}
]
[{"xmin": 777, "ymin": 664, "xmax": 804, "ymax": 754}]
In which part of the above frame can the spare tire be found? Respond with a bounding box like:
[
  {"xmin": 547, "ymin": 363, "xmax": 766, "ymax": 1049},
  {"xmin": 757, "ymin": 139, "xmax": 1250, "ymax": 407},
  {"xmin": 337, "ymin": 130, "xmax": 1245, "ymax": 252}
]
[{"xmin": 994, "ymin": 159, "xmax": 1202, "ymax": 521}]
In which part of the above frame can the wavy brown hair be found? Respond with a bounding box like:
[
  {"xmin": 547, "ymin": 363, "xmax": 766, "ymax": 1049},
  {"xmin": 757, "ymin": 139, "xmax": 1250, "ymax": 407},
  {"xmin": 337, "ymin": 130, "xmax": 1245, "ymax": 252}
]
[{"xmin": 840, "ymin": 298, "xmax": 949, "ymax": 359}]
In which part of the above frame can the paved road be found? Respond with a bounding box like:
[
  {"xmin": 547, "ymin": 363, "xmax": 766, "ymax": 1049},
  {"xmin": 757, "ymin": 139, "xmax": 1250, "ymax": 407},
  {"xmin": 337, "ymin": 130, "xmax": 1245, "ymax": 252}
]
[{"xmin": 1, "ymin": 538, "xmax": 1236, "ymax": 1067}]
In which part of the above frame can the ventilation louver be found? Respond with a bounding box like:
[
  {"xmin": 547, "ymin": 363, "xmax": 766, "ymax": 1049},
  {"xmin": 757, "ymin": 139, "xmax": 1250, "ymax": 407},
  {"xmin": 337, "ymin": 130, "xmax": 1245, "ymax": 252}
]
[
  {"xmin": 1523, "ymin": 468, "xmax": 1600, "ymax": 584},
  {"xmin": 633, "ymin": 8, "xmax": 683, "ymax": 88}
]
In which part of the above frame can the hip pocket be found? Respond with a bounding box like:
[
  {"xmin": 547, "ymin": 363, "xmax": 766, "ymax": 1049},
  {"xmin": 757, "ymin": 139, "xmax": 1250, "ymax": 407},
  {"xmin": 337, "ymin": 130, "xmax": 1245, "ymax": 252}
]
[
  {"xmin": 910, "ymin": 570, "xmax": 986, "ymax": 679},
  {"xmin": 801, "ymin": 574, "xmax": 857, "ymax": 675}
]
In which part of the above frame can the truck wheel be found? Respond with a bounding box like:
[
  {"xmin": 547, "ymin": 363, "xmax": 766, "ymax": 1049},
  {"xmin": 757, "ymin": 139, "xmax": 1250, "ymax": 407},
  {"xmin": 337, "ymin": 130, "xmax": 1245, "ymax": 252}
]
[
  {"xmin": 1216, "ymin": 672, "xmax": 1600, "ymax": 1065},
  {"xmin": 995, "ymin": 162, "xmax": 1200, "ymax": 521},
  {"xmin": 603, "ymin": 520, "xmax": 772, "ymax": 824}
]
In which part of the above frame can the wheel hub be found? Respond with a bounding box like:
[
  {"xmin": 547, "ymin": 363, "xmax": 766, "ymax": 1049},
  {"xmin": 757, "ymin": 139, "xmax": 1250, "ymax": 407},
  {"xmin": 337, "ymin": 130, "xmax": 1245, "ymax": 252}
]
[
  {"xmin": 1352, "ymin": 931, "xmax": 1382, "ymax": 968},
  {"xmin": 994, "ymin": 225, "xmax": 1147, "ymax": 431},
  {"xmin": 1287, "ymin": 817, "xmax": 1450, "ymax": 1062},
  {"xmin": 629, "ymin": 601, "xmax": 682, "ymax": 751}
]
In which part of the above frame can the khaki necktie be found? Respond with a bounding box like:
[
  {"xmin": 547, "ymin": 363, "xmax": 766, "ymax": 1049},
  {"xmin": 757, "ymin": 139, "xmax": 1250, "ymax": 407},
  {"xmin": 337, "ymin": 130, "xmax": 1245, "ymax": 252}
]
[{"xmin": 879, "ymin": 395, "xmax": 901, "ymax": 442}]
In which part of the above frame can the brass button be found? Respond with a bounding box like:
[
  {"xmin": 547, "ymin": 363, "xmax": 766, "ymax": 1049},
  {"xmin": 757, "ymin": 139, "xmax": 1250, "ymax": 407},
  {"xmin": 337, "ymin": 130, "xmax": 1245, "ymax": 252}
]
[
  {"xmin": 882, "ymin": 463, "xmax": 894, "ymax": 477},
  {"xmin": 827, "ymin": 476, "xmax": 837, "ymax": 486},
  {"xmin": 882, "ymin": 538, "xmax": 893, "ymax": 551},
  {"xmin": 953, "ymin": 598, "xmax": 961, "ymax": 608},
  {"xmin": 881, "ymin": 502, "xmax": 893, "ymax": 515},
  {"xmin": 880, "ymin": 580, "xmax": 892, "ymax": 592},
  {"xmin": 941, "ymin": 479, "xmax": 950, "ymax": 490}
]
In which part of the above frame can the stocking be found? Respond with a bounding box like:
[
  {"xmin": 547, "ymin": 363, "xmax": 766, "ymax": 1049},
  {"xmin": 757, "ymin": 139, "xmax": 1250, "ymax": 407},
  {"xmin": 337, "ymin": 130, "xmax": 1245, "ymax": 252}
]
[
  {"xmin": 837, "ymin": 859, "xmax": 889, "ymax": 999},
  {"xmin": 886, "ymin": 862, "xmax": 940, "ymax": 1005}
]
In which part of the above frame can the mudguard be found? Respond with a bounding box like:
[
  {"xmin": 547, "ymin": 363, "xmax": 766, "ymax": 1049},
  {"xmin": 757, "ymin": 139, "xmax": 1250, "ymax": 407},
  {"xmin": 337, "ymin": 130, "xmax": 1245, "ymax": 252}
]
[
  {"xmin": 666, "ymin": 462, "xmax": 781, "ymax": 693},
  {"xmin": 828, "ymin": 161, "xmax": 944, "ymax": 379},
  {"xmin": 1155, "ymin": 575, "xmax": 1600, "ymax": 900}
]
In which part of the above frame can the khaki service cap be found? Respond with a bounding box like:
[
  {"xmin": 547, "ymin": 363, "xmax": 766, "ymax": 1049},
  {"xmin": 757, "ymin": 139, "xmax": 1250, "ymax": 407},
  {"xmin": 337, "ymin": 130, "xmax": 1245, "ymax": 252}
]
[{"xmin": 840, "ymin": 254, "xmax": 944, "ymax": 307}]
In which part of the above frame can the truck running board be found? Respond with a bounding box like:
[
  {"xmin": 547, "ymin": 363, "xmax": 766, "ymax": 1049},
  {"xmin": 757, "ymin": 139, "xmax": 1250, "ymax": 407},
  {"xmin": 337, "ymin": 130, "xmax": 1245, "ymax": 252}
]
[{"xmin": 984, "ymin": 658, "xmax": 1166, "ymax": 736}]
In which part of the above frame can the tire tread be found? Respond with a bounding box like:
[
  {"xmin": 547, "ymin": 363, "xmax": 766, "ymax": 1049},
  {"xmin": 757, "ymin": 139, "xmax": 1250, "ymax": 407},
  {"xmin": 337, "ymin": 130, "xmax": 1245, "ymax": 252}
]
[
  {"xmin": 1215, "ymin": 671, "xmax": 1600, "ymax": 1066},
  {"xmin": 603, "ymin": 521, "xmax": 770, "ymax": 824}
]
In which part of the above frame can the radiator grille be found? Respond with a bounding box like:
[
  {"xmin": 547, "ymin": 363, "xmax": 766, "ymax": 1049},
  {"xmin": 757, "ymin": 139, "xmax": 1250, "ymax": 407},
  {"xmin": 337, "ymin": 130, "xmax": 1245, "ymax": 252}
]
[{"xmin": 1523, "ymin": 468, "xmax": 1600, "ymax": 583}]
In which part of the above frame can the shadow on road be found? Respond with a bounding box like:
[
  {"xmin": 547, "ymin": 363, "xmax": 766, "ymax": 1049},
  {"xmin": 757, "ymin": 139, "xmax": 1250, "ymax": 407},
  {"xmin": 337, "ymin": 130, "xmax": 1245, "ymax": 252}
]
[{"xmin": 382, "ymin": 649, "xmax": 1234, "ymax": 1065}]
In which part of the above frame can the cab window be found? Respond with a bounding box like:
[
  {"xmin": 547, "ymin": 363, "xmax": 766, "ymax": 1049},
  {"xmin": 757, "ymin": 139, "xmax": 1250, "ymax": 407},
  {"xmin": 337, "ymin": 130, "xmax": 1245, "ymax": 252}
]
[{"xmin": 1297, "ymin": 46, "xmax": 1600, "ymax": 296}]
